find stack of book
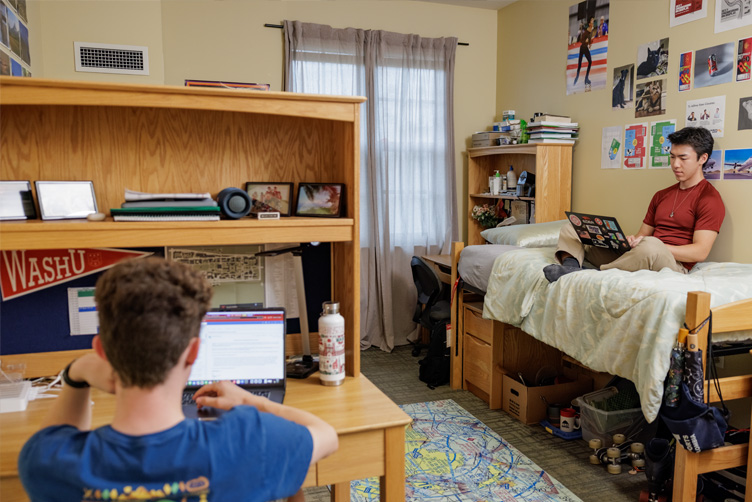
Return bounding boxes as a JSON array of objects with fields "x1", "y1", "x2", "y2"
[
  {"x1": 110, "y1": 189, "x2": 220, "y2": 221},
  {"x1": 527, "y1": 115, "x2": 579, "y2": 144}
]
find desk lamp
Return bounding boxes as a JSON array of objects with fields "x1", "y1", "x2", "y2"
[{"x1": 254, "y1": 243, "x2": 319, "y2": 379}]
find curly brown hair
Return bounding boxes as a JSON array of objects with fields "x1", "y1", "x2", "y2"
[{"x1": 95, "y1": 257, "x2": 213, "y2": 388}]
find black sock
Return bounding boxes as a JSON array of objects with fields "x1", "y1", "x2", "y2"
[{"x1": 543, "y1": 257, "x2": 582, "y2": 283}]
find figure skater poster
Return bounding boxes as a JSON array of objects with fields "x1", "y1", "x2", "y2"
[{"x1": 566, "y1": 0, "x2": 610, "y2": 95}]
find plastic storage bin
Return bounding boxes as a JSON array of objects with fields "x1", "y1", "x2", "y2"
[{"x1": 575, "y1": 387, "x2": 644, "y2": 445}]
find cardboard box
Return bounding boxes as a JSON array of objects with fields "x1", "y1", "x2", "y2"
[{"x1": 502, "y1": 373, "x2": 593, "y2": 425}]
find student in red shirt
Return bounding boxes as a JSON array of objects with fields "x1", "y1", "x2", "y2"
[{"x1": 545, "y1": 127, "x2": 725, "y2": 282}]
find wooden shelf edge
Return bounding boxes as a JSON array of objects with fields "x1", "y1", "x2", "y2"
[{"x1": 467, "y1": 143, "x2": 574, "y2": 158}]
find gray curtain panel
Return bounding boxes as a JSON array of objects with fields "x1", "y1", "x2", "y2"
[{"x1": 284, "y1": 20, "x2": 458, "y2": 351}]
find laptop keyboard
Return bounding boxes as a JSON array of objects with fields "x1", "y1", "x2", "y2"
[{"x1": 182, "y1": 390, "x2": 270, "y2": 405}]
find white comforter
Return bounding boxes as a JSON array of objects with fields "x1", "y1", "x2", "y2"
[{"x1": 482, "y1": 247, "x2": 752, "y2": 423}]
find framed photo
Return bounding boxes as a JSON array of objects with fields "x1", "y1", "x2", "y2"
[
  {"x1": 0, "y1": 180, "x2": 36, "y2": 220},
  {"x1": 294, "y1": 183, "x2": 344, "y2": 217},
  {"x1": 35, "y1": 181, "x2": 98, "y2": 220},
  {"x1": 245, "y1": 182, "x2": 293, "y2": 216},
  {"x1": 185, "y1": 80, "x2": 270, "y2": 91}
]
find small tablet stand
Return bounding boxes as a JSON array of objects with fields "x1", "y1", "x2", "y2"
[{"x1": 255, "y1": 243, "x2": 319, "y2": 379}]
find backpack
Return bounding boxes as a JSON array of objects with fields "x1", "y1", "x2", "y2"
[{"x1": 418, "y1": 321, "x2": 450, "y2": 389}]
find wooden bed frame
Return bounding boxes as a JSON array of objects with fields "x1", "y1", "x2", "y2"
[{"x1": 449, "y1": 241, "x2": 752, "y2": 501}]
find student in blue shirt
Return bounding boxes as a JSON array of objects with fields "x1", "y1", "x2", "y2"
[{"x1": 18, "y1": 257, "x2": 338, "y2": 502}]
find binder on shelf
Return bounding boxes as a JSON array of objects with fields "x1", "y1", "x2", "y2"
[
  {"x1": 110, "y1": 206, "x2": 221, "y2": 222},
  {"x1": 124, "y1": 189, "x2": 212, "y2": 202}
]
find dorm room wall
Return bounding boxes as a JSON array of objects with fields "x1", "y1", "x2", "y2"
[
  {"x1": 25, "y1": 0, "x2": 500, "y2": 225},
  {"x1": 496, "y1": 0, "x2": 751, "y2": 265},
  {"x1": 496, "y1": 0, "x2": 751, "y2": 425}
]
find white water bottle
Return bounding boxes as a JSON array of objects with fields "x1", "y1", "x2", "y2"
[
  {"x1": 507, "y1": 166, "x2": 517, "y2": 189},
  {"x1": 318, "y1": 301, "x2": 345, "y2": 386}
]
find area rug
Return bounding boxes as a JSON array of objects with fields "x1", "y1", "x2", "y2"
[{"x1": 351, "y1": 399, "x2": 582, "y2": 502}]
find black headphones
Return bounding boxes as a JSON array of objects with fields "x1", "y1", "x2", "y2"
[{"x1": 216, "y1": 188, "x2": 252, "y2": 219}]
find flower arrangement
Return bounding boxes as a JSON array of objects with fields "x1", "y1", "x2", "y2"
[{"x1": 471, "y1": 204, "x2": 499, "y2": 228}]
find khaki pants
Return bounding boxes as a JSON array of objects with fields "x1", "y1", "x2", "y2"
[{"x1": 555, "y1": 223, "x2": 686, "y2": 274}]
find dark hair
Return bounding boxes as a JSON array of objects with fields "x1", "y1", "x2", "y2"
[
  {"x1": 95, "y1": 257, "x2": 213, "y2": 388},
  {"x1": 668, "y1": 127, "x2": 714, "y2": 167}
]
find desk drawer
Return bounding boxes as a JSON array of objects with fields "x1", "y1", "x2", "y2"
[
  {"x1": 463, "y1": 333, "x2": 492, "y2": 395},
  {"x1": 464, "y1": 305, "x2": 493, "y2": 344}
]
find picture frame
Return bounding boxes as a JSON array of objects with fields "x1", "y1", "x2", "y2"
[
  {"x1": 245, "y1": 182, "x2": 293, "y2": 216},
  {"x1": 0, "y1": 180, "x2": 36, "y2": 220},
  {"x1": 294, "y1": 183, "x2": 344, "y2": 218},
  {"x1": 35, "y1": 181, "x2": 98, "y2": 220}
]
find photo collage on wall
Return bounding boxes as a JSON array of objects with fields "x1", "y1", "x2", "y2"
[
  {"x1": 596, "y1": 0, "x2": 751, "y2": 178},
  {"x1": 0, "y1": 0, "x2": 30, "y2": 77}
]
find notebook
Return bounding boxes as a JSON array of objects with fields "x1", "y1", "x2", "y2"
[
  {"x1": 183, "y1": 308, "x2": 287, "y2": 420},
  {"x1": 565, "y1": 211, "x2": 631, "y2": 255}
]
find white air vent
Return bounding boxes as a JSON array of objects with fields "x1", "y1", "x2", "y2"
[{"x1": 74, "y1": 42, "x2": 149, "y2": 75}]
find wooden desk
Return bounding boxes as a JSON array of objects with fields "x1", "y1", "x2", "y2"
[
  {"x1": 421, "y1": 254, "x2": 452, "y2": 285},
  {"x1": 0, "y1": 375, "x2": 411, "y2": 502}
]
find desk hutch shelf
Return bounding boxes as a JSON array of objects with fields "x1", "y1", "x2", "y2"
[
  {"x1": 467, "y1": 143, "x2": 573, "y2": 245},
  {"x1": 0, "y1": 77, "x2": 364, "y2": 377}
]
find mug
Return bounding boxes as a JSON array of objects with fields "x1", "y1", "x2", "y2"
[
  {"x1": 547, "y1": 404, "x2": 562, "y2": 427},
  {"x1": 560, "y1": 407, "x2": 580, "y2": 432}
]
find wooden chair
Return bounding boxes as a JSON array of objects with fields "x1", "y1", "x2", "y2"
[{"x1": 672, "y1": 291, "x2": 752, "y2": 501}]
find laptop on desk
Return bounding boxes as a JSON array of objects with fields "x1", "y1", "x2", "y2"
[
  {"x1": 565, "y1": 211, "x2": 631, "y2": 255},
  {"x1": 183, "y1": 308, "x2": 286, "y2": 420}
]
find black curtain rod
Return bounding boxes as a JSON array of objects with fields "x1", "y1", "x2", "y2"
[{"x1": 264, "y1": 23, "x2": 469, "y2": 46}]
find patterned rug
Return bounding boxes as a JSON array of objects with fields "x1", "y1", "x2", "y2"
[{"x1": 352, "y1": 399, "x2": 582, "y2": 502}]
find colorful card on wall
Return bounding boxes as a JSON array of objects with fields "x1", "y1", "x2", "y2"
[
  {"x1": 686, "y1": 95, "x2": 725, "y2": 137},
  {"x1": 601, "y1": 125, "x2": 622, "y2": 169},
  {"x1": 737, "y1": 37, "x2": 751, "y2": 82},
  {"x1": 723, "y1": 149, "x2": 752, "y2": 180},
  {"x1": 679, "y1": 52, "x2": 693, "y2": 91},
  {"x1": 649, "y1": 119, "x2": 676, "y2": 169},
  {"x1": 694, "y1": 42, "x2": 735, "y2": 88},
  {"x1": 624, "y1": 123, "x2": 648, "y2": 169},
  {"x1": 670, "y1": 0, "x2": 707, "y2": 27},
  {"x1": 703, "y1": 150, "x2": 723, "y2": 180}
]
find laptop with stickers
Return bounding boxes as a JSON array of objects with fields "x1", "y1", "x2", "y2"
[
  {"x1": 182, "y1": 308, "x2": 286, "y2": 420},
  {"x1": 565, "y1": 211, "x2": 631, "y2": 255}
]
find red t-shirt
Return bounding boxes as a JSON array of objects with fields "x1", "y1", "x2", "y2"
[{"x1": 643, "y1": 179, "x2": 725, "y2": 269}]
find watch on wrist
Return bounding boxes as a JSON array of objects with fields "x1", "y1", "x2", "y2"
[{"x1": 62, "y1": 360, "x2": 90, "y2": 389}]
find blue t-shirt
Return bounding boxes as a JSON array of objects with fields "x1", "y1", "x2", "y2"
[{"x1": 18, "y1": 406, "x2": 313, "y2": 502}]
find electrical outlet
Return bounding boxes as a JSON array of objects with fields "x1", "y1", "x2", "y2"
[{"x1": 713, "y1": 356, "x2": 725, "y2": 369}]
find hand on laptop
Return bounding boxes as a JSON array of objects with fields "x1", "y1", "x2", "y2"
[{"x1": 194, "y1": 381, "x2": 269, "y2": 411}]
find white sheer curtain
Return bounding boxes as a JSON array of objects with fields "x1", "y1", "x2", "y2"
[{"x1": 285, "y1": 20, "x2": 458, "y2": 351}]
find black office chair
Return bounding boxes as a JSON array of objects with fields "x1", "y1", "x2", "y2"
[{"x1": 410, "y1": 256, "x2": 451, "y2": 357}]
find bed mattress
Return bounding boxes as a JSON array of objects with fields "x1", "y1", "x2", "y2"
[
  {"x1": 457, "y1": 244, "x2": 521, "y2": 292},
  {"x1": 479, "y1": 247, "x2": 752, "y2": 423}
]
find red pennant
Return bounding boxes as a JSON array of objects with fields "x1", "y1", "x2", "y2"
[{"x1": 0, "y1": 248, "x2": 152, "y2": 301}]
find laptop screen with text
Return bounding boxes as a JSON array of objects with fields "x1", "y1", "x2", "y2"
[{"x1": 187, "y1": 310, "x2": 285, "y2": 387}]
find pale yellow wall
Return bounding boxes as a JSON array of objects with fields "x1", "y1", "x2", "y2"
[
  {"x1": 497, "y1": 0, "x2": 751, "y2": 264},
  {"x1": 28, "y1": 0, "x2": 165, "y2": 83},
  {"x1": 27, "y1": 0, "x2": 499, "y2": 229}
]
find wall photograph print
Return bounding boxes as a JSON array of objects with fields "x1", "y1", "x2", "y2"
[
  {"x1": 739, "y1": 96, "x2": 752, "y2": 130},
  {"x1": 0, "y1": 0, "x2": 30, "y2": 77},
  {"x1": 636, "y1": 38, "x2": 669, "y2": 80},
  {"x1": 723, "y1": 149, "x2": 752, "y2": 180},
  {"x1": 694, "y1": 42, "x2": 735, "y2": 88},
  {"x1": 714, "y1": 0, "x2": 752, "y2": 33},
  {"x1": 612, "y1": 64, "x2": 634, "y2": 109},
  {"x1": 704, "y1": 150, "x2": 723, "y2": 180},
  {"x1": 635, "y1": 79, "x2": 666, "y2": 118},
  {"x1": 566, "y1": 0, "x2": 609, "y2": 95}
]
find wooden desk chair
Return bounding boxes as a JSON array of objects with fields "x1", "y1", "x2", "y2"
[{"x1": 672, "y1": 292, "x2": 752, "y2": 501}]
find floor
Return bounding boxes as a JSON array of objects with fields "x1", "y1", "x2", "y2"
[{"x1": 303, "y1": 345, "x2": 647, "y2": 501}]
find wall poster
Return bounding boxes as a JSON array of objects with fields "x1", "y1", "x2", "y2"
[
  {"x1": 714, "y1": 0, "x2": 752, "y2": 33},
  {"x1": 737, "y1": 37, "x2": 751, "y2": 81},
  {"x1": 635, "y1": 79, "x2": 667, "y2": 118},
  {"x1": 649, "y1": 119, "x2": 676, "y2": 169},
  {"x1": 739, "y1": 96, "x2": 752, "y2": 130},
  {"x1": 624, "y1": 123, "x2": 648, "y2": 169},
  {"x1": 601, "y1": 125, "x2": 623, "y2": 169},
  {"x1": 703, "y1": 150, "x2": 723, "y2": 180},
  {"x1": 694, "y1": 42, "x2": 735, "y2": 88},
  {"x1": 686, "y1": 95, "x2": 726, "y2": 137},
  {"x1": 612, "y1": 64, "x2": 634, "y2": 109},
  {"x1": 670, "y1": 0, "x2": 707, "y2": 26},
  {"x1": 636, "y1": 38, "x2": 669, "y2": 80},
  {"x1": 566, "y1": 0, "x2": 610, "y2": 95},
  {"x1": 679, "y1": 51, "x2": 693, "y2": 91},
  {"x1": 723, "y1": 148, "x2": 752, "y2": 180}
]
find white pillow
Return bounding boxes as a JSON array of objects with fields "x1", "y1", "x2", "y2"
[{"x1": 480, "y1": 220, "x2": 567, "y2": 247}]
